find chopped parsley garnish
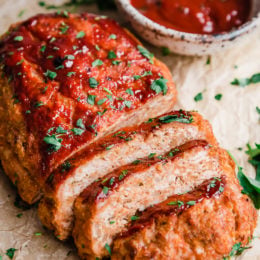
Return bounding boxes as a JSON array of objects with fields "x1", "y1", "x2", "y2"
[
  {"x1": 124, "y1": 100, "x2": 132, "y2": 108},
  {"x1": 34, "y1": 101, "x2": 44, "y2": 108},
  {"x1": 47, "y1": 55, "x2": 54, "y2": 59},
  {"x1": 105, "y1": 243, "x2": 111, "y2": 255},
  {"x1": 104, "y1": 87, "x2": 112, "y2": 94},
  {"x1": 71, "y1": 128, "x2": 85, "y2": 136},
  {"x1": 167, "y1": 201, "x2": 184, "y2": 207},
  {"x1": 109, "y1": 34, "x2": 117, "y2": 40},
  {"x1": 56, "y1": 126, "x2": 67, "y2": 134},
  {"x1": 148, "y1": 153, "x2": 156, "y2": 159},
  {"x1": 109, "y1": 220, "x2": 115, "y2": 224},
  {"x1": 214, "y1": 94, "x2": 222, "y2": 101},
  {"x1": 97, "y1": 98, "x2": 107, "y2": 106},
  {"x1": 76, "y1": 31, "x2": 85, "y2": 39},
  {"x1": 18, "y1": 9, "x2": 26, "y2": 17},
  {"x1": 159, "y1": 113, "x2": 193, "y2": 124},
  {"x1": 162, "y1": 47, "x2": 170, "y2": 56},
  {"x1": 137, "y1": 45, "x2": 154, "y2": 64},
  {"x1": 256, "y1": 106, "x2": 260, "y2": 115},
  {"x1": 107, "y1": 51, "x2": 117, "y2": 59},
  {"x1": 76, "y1": 118, "x2": 85, "y2": 129},
  {"x1": 229, "y1": 148, "x2": 260, "y2": 209},
  {"x1": 67, "y1": 71, "x2": 75, "y2": 77},
  {"x1": 16, "y1": 59, "x2": 24, "y2": 65},
  {"x1": 206, "y1": 56, "x2": 211, "y2": 65},
  {"x1": 126, "y1": 88, "x2": 134, "y2": 96},
  {"x1": 194, "y1": 92, "x2": 203, "y2": 102},
  {"x1": 89, "y1": 77, "x2": 99, "y2": 88},
  {"x1": 50, "y1": 37, "x2": 56, "y2": 43},
  {"x1": 132, "y1": 160, "x2": 141, "y2": 165},
  {"x1": 187, "y1": 201, "x2": 196, "y2": 206},
  {"x1": 5, "y1": 248, "x2": 17, "y2": 259},
  {"x1": 105, "y1": 144, "x2": 114, "y2": 150},
  {"x1": 151, "y1": 77, "x2": 168, "y2": 95},
  {"x1": 65, "y1": 54, "x2": 75, "y2": 60},
  {"x1": 92, "y1": 59, "x2": 103, "y2": 67},
  {"x1": 87, "y1": 94, "x2": 96, "y2": 105},
  {"x1": 60, "y1": 22, "x2": 69, "y2": 34},
  {"x1": 112, "y1": 60, "x2": 121, "y2": 65},
  {"x1": 14, "y1": 36, "x2": 23, "y2": 41},
  {"x1": 109, "y1": 177, "x2": 115, "y2": 186},
  {"x1": 119, "y1": 170, "x2": 128, "y2": 181},
  {"x1": 102, "y1": 186, "x2": 109, "y2": 195},
  {"x1": 43, "y1": 135, "x2": 62, "y2": 151},
  {"x1": 16, "y1": 213, "x2": 23, "y2": 218},
  {"x1": 131, "y1": 215, "x2": 139, "y2": 221},
  {"x1": 231, "y1": 73, "x2": 260, "y2": 87},
  {"x1": 35, "y1": 232, "x2": 42, "y2": 236},
  {"x1": 223, "y1": 242, "x2": 250, "y2": 259},
  {"x1": 44, "y1": 70, "x2": 57, "y2": 80},
  {"x1": 133, "y1": 75, "x2": 141, "y2": 80}
]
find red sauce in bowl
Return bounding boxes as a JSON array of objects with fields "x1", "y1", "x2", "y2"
[{"x1": 131, "y1": 0, "x2": 252, "y2": 34}]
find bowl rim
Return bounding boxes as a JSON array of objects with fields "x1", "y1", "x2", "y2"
[{"x1": 116, "y1": 0, "x2": 260, "y2": 43}]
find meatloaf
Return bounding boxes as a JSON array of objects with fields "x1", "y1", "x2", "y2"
[
  {"x1": 112, "y1": 176, "x2": 257, "y2": 260},
  {"x1": 73, "y1": 140, "x2": 234, "y2": 259},
  {"x1": 0, "y1": 12, "x2": 176, "y2": 204},
  {"x1": 38, "y1": 110, "x2": 217, "y2": 240}
]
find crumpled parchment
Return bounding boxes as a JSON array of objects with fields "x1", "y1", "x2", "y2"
[{"x1": 0, "y1": 0, "x2": 259, "y2": 259}]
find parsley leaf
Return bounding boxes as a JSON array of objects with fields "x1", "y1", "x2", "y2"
[
  {"x1": 215, "y1": 94, "x2": 222, "y2": 100},
  {"x1": 109, "y1": 34, "x2": 117, "y2": 40},
  {"x1": 14, "y1": 36, "x2": 23, "y2": 41},
  {"x1": 105, "y1": 243, "x2": 111, "y2": 255},
  {"x1": 44, "y1": 70, "x2": 57, "y2": 80},
  {"x1": 194, "y1": 92, "x2": 203, "y2": 102},
  {"x1": 5, "y1": 248, "x2": 17, "y2": 259},
  {"x1": 92, "y1": 59, "x2": 103, "y2": 67},
  {"x1": 43, "y1": 135, "x2": 62, "y2": 151},
  {"x1": 107, "y1": 51, "x2": 117, "y2": 59},
  {"x1": 162, "y1": 47, "x2": 170, "y2": 56},
  {"x1": 137, "y1": 45, "x2": 154, "y2": 64},
  {"x1": 89, "y1": 77, "x2": 99, "y2": 88},
  {"x1": 151, "y1": 78, "x2": 168, "y2": 95},
  {"x1": 87, "y1": 94, "x2": 96, "y2": 105},
  {"x1": 71, "y1": 128, "x2": 85, "y2": 136},
  {"x1": 231, "y1": 73, "x2": 260, "y2": 87},
  {"x1": 76, "y1": 31, "x2": 85, "y2": 39},
  {"x1": 159, "y1": 113, "x2": 193, "y2": 124}
]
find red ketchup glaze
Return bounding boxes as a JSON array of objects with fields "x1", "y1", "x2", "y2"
[
  {"x1": 80, "y1": 139, "x2": 209, "y2": 204},
  {"x1": 131, "y1": 0, "x2": 252, "y2": 34},
  {"x1": 0, "y1": 12, "x2": 163, "y2": 178},
  {"x1": 118, "y1": 176, "x2": 226, "y2": 238}
]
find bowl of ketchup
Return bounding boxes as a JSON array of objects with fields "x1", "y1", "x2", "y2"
[{"x1": 115, "y1": 0, "x2": 260, "y2": 55}]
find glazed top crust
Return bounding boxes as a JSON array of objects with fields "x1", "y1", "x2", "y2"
[{"x1": 0, "y1": 12, "x2": 170, "y2": 176}]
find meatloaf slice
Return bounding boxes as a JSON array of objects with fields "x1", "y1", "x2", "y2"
[
  {"x1": 112, "y1": 177, "x2": 257, "y2": 260},
  {"x1": 0, "y1": 12, "x2": 177, "y2": 204},
  {"x1": 73, "y1": 140, "x2": 232, "y2": 259},
  {"x1": 38, "y1": 111, "x2": 217, "y2": 240}
]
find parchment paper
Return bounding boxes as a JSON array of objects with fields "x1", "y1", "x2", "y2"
[{"x1": 0, "y1": 0, "x2": 259, "y2": 259}]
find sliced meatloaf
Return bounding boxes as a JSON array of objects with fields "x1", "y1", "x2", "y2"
[
  {"x1": 73, "y1": 140, "x2": 233, "y2": 259},
  {"x1": 38, "y1": 111, "x2": 217, "y2": 240},
  {"x1": 112, "y1": 177, "x2": 257, "y2": 260},
  {"x1": 0, "y1": 12, "x2": 176, "y2": 204}
]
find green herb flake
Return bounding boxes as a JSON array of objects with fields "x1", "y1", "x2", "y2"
[
  {"x1": 14, "y1": 36, "x2": 23, "y2": 42},
  {"x1": 87, "y1": 94, "x2": 96, "y2": 105},
  {"x1": 206, "y1": 56, "x2": 211, "y2": 65},
  {"x1": 76, "y1": 31, "x2": 85, "y2": 39},
  {"x1": 137, "y1": 45, "x2": 154, "y2": 64},
  {"x1": 71, "y1": 128, "x2": 85, "y2": 136},
  {"x1": 43, "y1": 135, "x2": 62, "y2": 152},
  {"x1": 162, "y1": 47, "x2": 170, "y2": 56},
  {"x1": 16, "y1": 59, "x2": 24, "y2": 66},
  {"x1": 109, "y1": 34, "x2": 117, "y2": 40},
  {"x1": 194, "y1": 92, "x2": 203, "y2": 102},
  {"x1": 228, "y1": 242, "x2": 250, "y2": 257},
  {"x1": 67, "y1": 71, "x2": 76, "y2": 77},
  {"x1": 105, "y1": 243, "x2": 111, "y2": 255},
  {"x1": 151, "y1": 77, "x2": 168, "y2": 95},
  {"x1": 103, "y1": 186, "x2": 109, "y2": 195},
  {"x1": 148, "y1": 153, "x2": 156, "y2": 159},
  {"x1": 65, "y1": 54, "x2": 75, "y2": 60},
  {"x1": 35, "y1": 232, "x2": 42, "y2": 236},
  {"x1": 92, "y1": 59, "x2": 103, "y2": 67},
  {"x1": 119, "y1": 170, "x2": 128, "y2": 181},
  {"x1": 112, "y1": 60, "x2": 121, "y2": 65},
  {"x1": 97, "y1": 98, "x2": 107, "y2": 106},
  {"x1": 18, "y1": 9, "x2": 26, "y2": 17},
  {"x1": 89, "y1": 77, "x2": 99, "y2": 88},
  {"x1": 107, "y1": 51, "x2": 117, "y2": 59},
  {"x1": 5, "y1": 248, "x2": 17, "y2": 259},
  {"x1": 159, "y1": 113, "x2": 193, "y2": 124},
  {"x1": 187, "y1": 201, "x2": 196, "y2": 206},
  {"x1": 109, "y1": 220, "x2": 115, "y2": 224},
  {"x1": 104, "y1": 87, "x2": 112, "y2": 95},
  {"x1": 49, "y1": 37, "x2": 56, "y2": 43},
  {"x1": 16, "y1": 213, "x2": 23, "y2": 218},
  {"x1": 231, "y1": 73, "x2": 260, "y2": 87},
  {"x1": 167, "y1": 200, "x2": 184, "y2": 207},
  {"x1": 44, "y1": 70, "x2": 57, "y2": 80},
  {"x1": 126, "y1": 88, "x2": 134, "y2": 96},
  {"x1": 124, "y1": 100, "x2": 132, "y2": 108},
  {"x1": 215, "y1": 94, "x2": 222, "y2": 101},
  {"x1": 109, "y1": 177, "x2": 115, "y2": 186},
  {"x1": 131, "y1": 215, "x2": 139, "y2": 221},
  {"x1": 105, "y1": 144, "x2": 114, "y2": 150}
]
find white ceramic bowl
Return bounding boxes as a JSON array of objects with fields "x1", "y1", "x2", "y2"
[{"x1": 115, "y1": 0, "x2": 260, "y2": 56}]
